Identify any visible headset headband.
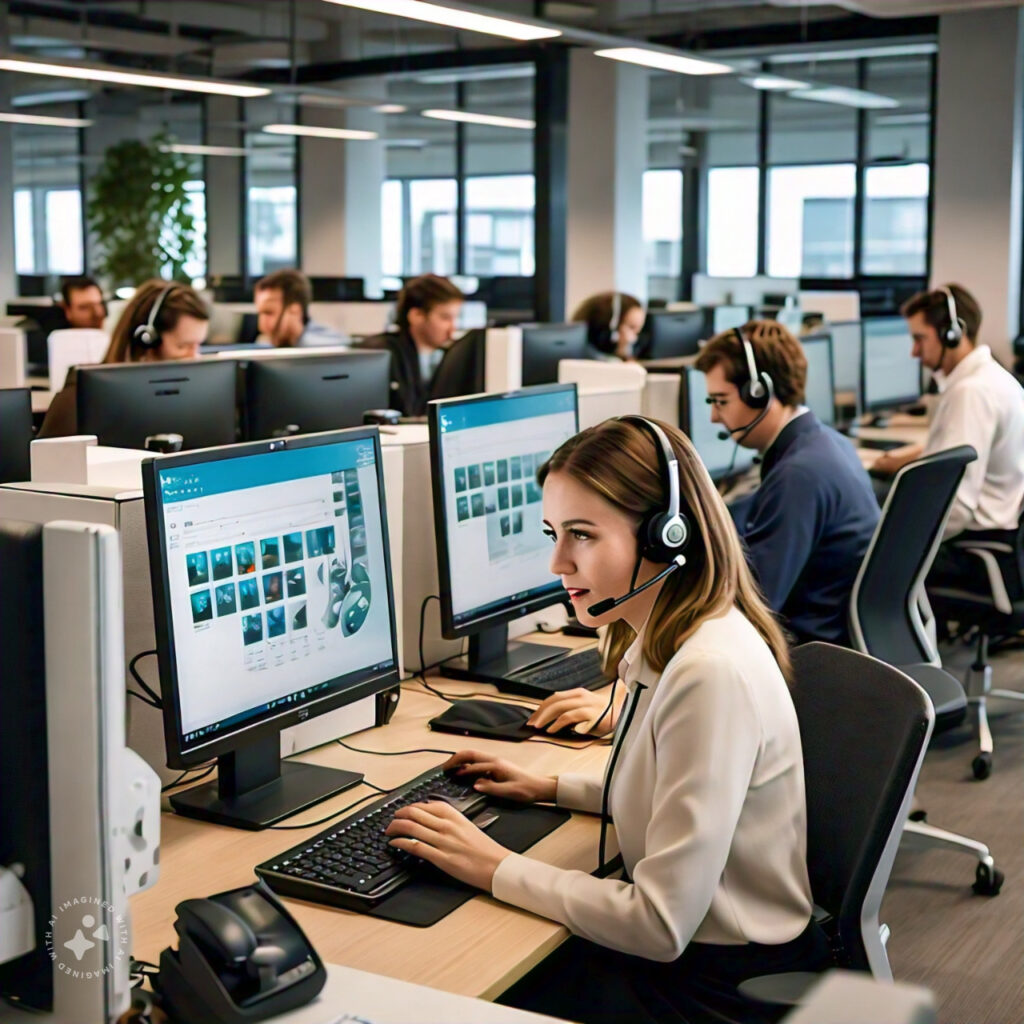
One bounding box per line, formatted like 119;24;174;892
735;327;766;401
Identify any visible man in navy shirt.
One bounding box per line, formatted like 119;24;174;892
695;321;880;645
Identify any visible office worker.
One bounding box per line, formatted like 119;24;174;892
694;321;879;646
361;274;464;417
57;275;107;331
38;280;210;438
254;268;349;348
572;290;645;361
385;417;827;1024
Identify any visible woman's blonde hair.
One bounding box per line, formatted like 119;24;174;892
538;417;791;678
103;279;209;364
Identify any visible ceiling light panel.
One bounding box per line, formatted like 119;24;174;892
263;123;379;140
595;47;732;76
421;108;535;129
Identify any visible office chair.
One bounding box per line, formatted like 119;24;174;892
926;509;1024;780
46;328;108;395
0;388;33;484
739;643;933;1006
849;445;1003;896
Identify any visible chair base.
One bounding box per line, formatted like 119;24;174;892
901;820;1002;894
965;654;1024;778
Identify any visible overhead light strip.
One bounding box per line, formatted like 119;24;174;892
160;143;250;157
0;111;92;128
421;108;535;129
319;0;561;41
790;86;899;110
0;57;270;98
595;47;732;77
741;75;809;92
262;123;379;140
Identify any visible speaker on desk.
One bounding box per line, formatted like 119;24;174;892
375;685;401;726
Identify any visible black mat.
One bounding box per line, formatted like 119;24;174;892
366;804;571;927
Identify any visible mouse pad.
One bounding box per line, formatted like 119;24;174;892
365;804;571;927
429;699;538;742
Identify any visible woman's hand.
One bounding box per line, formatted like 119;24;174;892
384;801;510;891
527;686;623;736
443;750;557;804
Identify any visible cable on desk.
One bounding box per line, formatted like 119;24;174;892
160;763;216;793
403;678;538;707
129;689;162;709
267;788;389;831
129;650;161;707
336;738;456;758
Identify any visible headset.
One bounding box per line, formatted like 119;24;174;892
716;327;776;444
589;291;623;354
133;284;177;349
587;416;690;617
608;291;622;346
938;285;965;348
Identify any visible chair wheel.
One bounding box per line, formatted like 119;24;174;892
972;752;992;779
972;862;1004;896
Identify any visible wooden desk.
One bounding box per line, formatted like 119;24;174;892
854;416;929;470
131;669;612;1001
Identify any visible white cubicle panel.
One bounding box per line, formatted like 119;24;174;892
47;328;109;394
557;359;644;429
484;326;524;393
643;373;681;427
0;326;27;388
309;300;394;337
205;301;257;345
692;274;799;306
800;290;861;324
457;299;488;329
212;344;351;361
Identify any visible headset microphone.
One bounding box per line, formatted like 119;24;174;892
586;554;686;617
716;400;771;442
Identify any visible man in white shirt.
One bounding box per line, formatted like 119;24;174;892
873;284;1024;595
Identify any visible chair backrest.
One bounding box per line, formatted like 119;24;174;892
849;445;976;665
790;643;933;976
47;328;109;396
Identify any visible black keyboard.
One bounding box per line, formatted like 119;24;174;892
256;765;486;911
498;647;610;698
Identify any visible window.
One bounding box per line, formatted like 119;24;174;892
44;190;84;275
465;175;535;276
14;189;34;275
180;180;207;284
247;185;297;276
863;164;929;275
643;169;683;302
409;179;457;275
381;180;404;277
707;167;760;277
767;164;856;278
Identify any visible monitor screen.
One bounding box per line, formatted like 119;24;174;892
801;332;835;427
712;305;751;334
77;359;238;450
640;309;707;360
829;320;863;395
146;430;398;766
862;317;920;411
243;350;392;440
429;384;579;637
680;367;756;480
520;323;589;386
0;387;33;484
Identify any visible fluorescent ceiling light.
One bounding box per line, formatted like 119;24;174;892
421;108;534;129
741;75;809;91
769;42;936;64
791;86;899;110
159;143;250;157
0;56;270;98
874;112;930;126
384;138;427;148
263;123;379;140
374;103;407;113
415;64;535;84
319;0;561;41
0;111;92;127
12;88;92;106
595;47;732;77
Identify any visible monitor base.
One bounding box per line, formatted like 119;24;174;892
170;762;363;830
444;639;568;689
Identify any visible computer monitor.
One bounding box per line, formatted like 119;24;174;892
0;387;32;483
77;359;239;450
243;351;392;440
678;367;757;481
309;276;366;302
142;428;400;829
829;320;863;395
520;323;589;386
712;304;751;334
801;331;836;427
428;384;579;685
861;317;921;418
639;309;708;360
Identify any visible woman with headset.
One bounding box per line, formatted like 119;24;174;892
572;290;645;361
38;279;210;437
385;417;827;1024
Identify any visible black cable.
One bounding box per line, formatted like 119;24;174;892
129;650;161;706
527;737;606;749
362;781;391;794
405;677;538;707
268;789;385;831
336;739;456;758
597;682;646;874
128;689;161;709
161;763;216;793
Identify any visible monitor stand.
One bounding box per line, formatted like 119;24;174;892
169;732;362;830
444;623;569;688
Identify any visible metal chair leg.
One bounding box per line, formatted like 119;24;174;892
966;632;994;778
902;820;1004;896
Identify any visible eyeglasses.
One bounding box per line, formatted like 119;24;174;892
705;396;733;409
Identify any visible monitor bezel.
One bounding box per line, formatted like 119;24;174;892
142;427;401;770
428;383;578;642
800;329;836;427
859;318;922;413
678;366;756;482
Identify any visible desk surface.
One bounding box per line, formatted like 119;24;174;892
131;660;611;1001
854;414;928;469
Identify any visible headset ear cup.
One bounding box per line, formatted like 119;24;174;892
639;510;691;563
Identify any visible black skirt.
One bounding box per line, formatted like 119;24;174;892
496;919;832;1024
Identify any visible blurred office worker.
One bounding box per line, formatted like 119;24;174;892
38;280;210;438
254;268;348;348
57;275;107;331
362;273;464;416
696;322;879;645
572;290;645;361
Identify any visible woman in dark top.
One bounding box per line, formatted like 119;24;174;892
38;280;210;438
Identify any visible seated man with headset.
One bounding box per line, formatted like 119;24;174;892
694;321;879;646
872;284;1024;597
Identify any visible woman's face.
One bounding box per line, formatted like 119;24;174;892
153;314;208;361
542;469;665;632
617;305;646;349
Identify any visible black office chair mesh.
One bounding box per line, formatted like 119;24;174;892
739;643;933;1006
926;508;1024;780
849;445;1003;896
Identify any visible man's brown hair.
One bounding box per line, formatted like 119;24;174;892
255;269;313;324
694;320;807;408
395;274;463;330
900;284;981;343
